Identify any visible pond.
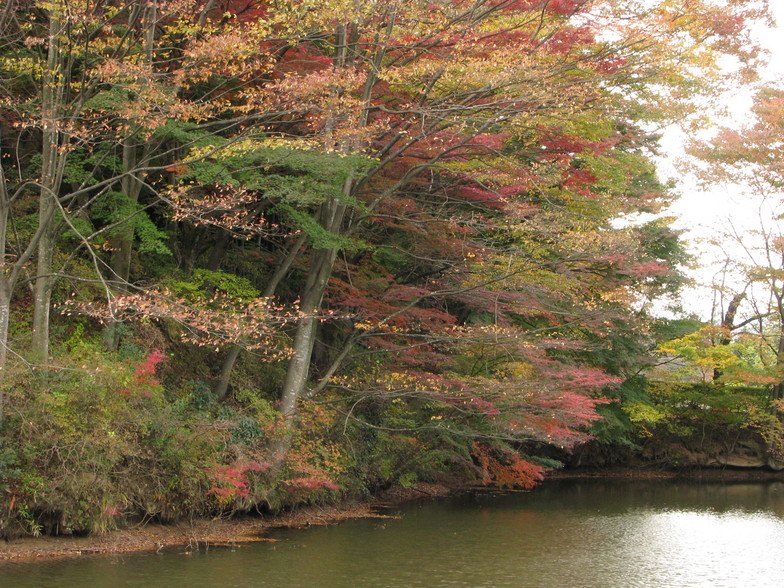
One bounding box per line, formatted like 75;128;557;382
3;477;784;587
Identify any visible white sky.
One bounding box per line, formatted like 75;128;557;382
655;2;784;320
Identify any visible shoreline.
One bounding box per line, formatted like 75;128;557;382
0;483;456;563
3;468;783;563
547;465;784;481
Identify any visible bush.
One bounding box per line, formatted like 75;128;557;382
1;351;222;536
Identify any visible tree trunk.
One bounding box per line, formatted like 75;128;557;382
30;229;54;361
270;19;358;468
31;4;66;361
279;245;339;417
0;127;11;388
713;292;745;381
205;230;231;271
213;344;241;402
271;195;346;468
774;315;784;403
104;4;156;351
0;124;54;425
0;286;10;428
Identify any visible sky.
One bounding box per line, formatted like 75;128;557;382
654;2;784;320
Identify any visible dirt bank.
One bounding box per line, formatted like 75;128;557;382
0;483;455;563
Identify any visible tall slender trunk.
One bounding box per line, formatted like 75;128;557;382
0;123;56;426
0;126;11;386
30;232;54;360
774;352;784;402
31;187;58;360
279;245;340;418
774;307;784;404
0;285;10;429
31;6;66;361
271;193;347;468
270;18;367;468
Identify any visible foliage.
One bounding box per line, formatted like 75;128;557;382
657;325;761;383
632;309;780;456
687;85;784;402
473;443;546;490
0;0;775;536
1;352;218;535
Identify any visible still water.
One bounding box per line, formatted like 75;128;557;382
3;478;784;587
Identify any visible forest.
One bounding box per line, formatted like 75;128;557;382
0;0;782;538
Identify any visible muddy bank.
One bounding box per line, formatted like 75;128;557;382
0;483;455;563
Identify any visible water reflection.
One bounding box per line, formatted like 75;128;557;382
3;479;784;587
625;510;784;586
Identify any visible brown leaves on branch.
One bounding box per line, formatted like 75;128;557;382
63;289;319;360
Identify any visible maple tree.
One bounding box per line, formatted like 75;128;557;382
690;87;784;187
87;1;772;459
208;0;764;469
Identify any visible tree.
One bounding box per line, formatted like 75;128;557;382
2;0;768;473
688;87;784;401
154;0;769;470
637;84;784;462
0;0;291;423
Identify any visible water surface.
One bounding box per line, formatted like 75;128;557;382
2;478;784;587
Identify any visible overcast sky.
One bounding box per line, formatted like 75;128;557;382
654;3;784;320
